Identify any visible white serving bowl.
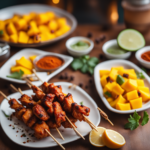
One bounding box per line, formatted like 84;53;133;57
102;39;131;59
135;46;150;69
66;36;94;57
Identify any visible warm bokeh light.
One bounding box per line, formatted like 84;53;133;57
111;11;119;24
52;0;60;4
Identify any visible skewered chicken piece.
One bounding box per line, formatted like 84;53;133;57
47;117;61;129
32;85;45;99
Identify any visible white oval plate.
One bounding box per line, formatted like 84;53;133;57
0;82;100;148
0;49;73;86
0;4;77;47
94;59;150;114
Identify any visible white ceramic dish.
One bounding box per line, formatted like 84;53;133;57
66;36;94;57
94;59;150;114
0;49;73;86
0;82;100;148
135;46;150;69
102;39;131;59
0;4;77;47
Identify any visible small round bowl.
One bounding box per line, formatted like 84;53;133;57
33;54;65;71
66;36;94;57
135;46;150;69
0;42;10;62
102;39;131;59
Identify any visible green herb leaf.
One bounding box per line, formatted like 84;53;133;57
0;30;3;36
87;57;99;67
141;67;146;73
71;59;83;71
104;91;112;97
82;55;90;60
80;64;88;73
2;110;10;117
88;67;94;75
141;111;149;126
80;101;83;105
136;72;145;79
124;111;141;130
76;41;88;46
7;70;24;79
116;75;125;85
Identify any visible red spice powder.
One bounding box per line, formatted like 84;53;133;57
36;56;63;69
141;51;150;62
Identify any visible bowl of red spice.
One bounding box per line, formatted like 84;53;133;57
33;54;65;71
135;46;150;69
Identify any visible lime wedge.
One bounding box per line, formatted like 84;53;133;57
117;29;145;51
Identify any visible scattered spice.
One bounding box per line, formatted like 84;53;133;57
70;76;74;81
99;54;104;60
85;85;88;89
100;35;106;41
59;75;64;79
79;83;83;87
64;73;68;79
36;56;63;70
87;32;92;38
89;79;92;84
141;51;150;62
95;38;100;44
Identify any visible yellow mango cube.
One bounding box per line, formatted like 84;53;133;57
48;20;58;31
11;66;32;75
29;55;37;62
105;82;115;92
100;75;108;87
39;25;49;33
119;69;137;79
111;66;124;72
60;25;71;34
108;69;118;81
126;90;139;101
57;18;67;27
122;79;137;92
0;20;5;30
2;30;9;41
107;97;113;103
18;31;29;43
9;34;18;43
137;79;145;87
16;56;33;70
130;97;142;109
27;21;40;36
14;18;27;30
111;83;124;95
36;13;49;25
28;38;34;43
6;22;17;35
116;103;131;111
138;87;149;94
46;12;55;20
139;90;150;102
99;70;110;77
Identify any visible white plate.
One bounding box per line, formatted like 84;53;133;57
0;82;100;148
0;4;77;47
94;59;150;114
0;48;73;86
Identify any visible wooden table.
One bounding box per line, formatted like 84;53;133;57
0;24;150;150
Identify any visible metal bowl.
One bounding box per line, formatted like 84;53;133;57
33;54;65;72
0;4;77;48
0;42;10;62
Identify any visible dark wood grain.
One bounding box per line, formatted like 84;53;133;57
0;24;150;150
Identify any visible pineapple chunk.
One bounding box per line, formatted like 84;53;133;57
116;103;131;111
130;97;142;109
126;90;139;101
99;70;110;77
16;56;33;70
121;79;137;92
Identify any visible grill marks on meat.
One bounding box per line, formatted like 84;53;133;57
15;107;27;121
72;103;90;121
33;121;50;139
53;102;66;126
62;93;74;113
18;94;37;108
41;82;49;94
33;104;50;121
32;85;45;99
47;117;61;129
9;99;23;110
27;115;37;128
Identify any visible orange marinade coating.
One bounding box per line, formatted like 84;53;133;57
36;56;63;69
141;51;150;62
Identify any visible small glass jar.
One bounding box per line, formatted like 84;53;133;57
0;42;10;62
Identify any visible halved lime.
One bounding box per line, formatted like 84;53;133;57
117;29;145;51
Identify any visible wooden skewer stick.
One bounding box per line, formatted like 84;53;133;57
10;84;18;92
32;70;86;139
65;116;85;140
0;91;65;150
45;129;65;150
97;107;114;126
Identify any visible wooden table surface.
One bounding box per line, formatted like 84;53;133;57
0;24;150;150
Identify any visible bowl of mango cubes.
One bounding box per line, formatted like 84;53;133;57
94;60;150;114
0;4;77;47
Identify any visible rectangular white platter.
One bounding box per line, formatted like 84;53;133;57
94;59;150;114
0;48;73;86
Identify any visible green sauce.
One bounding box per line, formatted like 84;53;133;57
107;45;127;55
71;41;90;51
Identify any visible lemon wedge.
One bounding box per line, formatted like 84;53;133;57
102;129;126;149
89;127;106;147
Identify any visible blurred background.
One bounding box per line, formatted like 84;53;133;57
0;0;123;25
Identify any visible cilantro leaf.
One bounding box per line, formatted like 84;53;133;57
141;111;149;126
124;111;141;130
71;59;83;71
2;110;10;117
0;30;3;36
104;91;112;97
136;72;145;79
80;63;88;73
80;101;83;105
141;67;146;73
87;57;99;67
88;67;94;75
7;70;24;80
